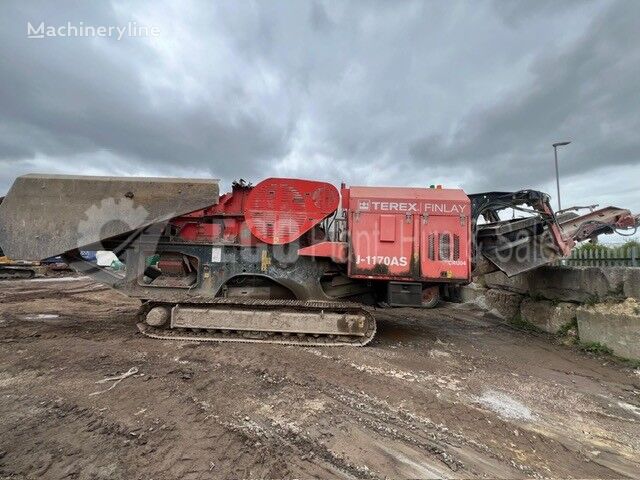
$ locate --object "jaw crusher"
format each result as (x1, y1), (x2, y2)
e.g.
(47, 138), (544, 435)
(0, 174), (637, 346)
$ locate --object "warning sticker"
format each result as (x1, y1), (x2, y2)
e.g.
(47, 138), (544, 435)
(211, 247), (222, 263)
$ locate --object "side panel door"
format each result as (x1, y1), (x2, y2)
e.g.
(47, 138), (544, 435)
(349, 212), (415, 278)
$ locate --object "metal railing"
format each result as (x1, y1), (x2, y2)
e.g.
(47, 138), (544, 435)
(557, 246), (639, 267)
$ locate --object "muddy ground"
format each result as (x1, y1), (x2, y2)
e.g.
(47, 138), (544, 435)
(1, 276), (639, 479)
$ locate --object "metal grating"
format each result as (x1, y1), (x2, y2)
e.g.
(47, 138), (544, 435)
(428, 233), (435, 260)
(453, 234), (460, 261)
(439, 233), (451, 260)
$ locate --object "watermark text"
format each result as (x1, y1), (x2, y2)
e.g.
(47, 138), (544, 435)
(27, 21), (160, 40)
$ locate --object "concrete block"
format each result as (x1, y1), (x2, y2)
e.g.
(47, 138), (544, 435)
(482, 266), (628, 303)
(623, 268), (640, 301)
(485, 289), (523, 320)
(528, 266), (626, 303)
(459, 283), (488, 304)
(576, 299), (640, 360)
(484, 271), (529, 294)
(520, 298), (577, 333)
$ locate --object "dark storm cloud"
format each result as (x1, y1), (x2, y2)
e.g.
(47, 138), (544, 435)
(0, 0), (638, 217)
(409, 0), (640, 192)
(492, 0), (598, 27)
(0, 1), (288, 190)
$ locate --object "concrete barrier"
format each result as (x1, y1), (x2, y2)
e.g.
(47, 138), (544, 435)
(485, 289), (523, 320)
(464, 266), (640, 360)
(484, 266), (637, 303)
(520, 298), (576, 333)
(576, 299), (640, 360)
(484, 270), (529, 294)
(459, 283), (488, 305)
(624, 269), (640, 301)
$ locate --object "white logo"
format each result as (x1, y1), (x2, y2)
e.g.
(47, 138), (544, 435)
(371, 201), (417, 212)
(358, 200), (370, 211)
(423, 203), (467, 214)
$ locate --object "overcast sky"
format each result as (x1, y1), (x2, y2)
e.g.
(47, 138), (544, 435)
(1, 0), (639, 226)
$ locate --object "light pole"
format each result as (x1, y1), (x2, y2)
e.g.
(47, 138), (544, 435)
(552, 141), (571, 211)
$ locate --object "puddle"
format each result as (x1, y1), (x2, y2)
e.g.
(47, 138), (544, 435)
(19, 313), (61, 321)
(476, 390), (534, 421)
(618, 401), (640, 417)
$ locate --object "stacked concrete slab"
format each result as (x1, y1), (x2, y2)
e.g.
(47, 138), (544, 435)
(460, 266), (640, 360)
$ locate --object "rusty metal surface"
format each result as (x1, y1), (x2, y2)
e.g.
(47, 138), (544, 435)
(558, 206), (638, 242)
(0, 174), (219, 260)
(471, 190), (570, 277)
(474, 204), (639, 277)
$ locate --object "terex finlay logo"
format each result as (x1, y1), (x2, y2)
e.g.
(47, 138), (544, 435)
(358, 200), (371, 211)
(355, 199), (468, 214)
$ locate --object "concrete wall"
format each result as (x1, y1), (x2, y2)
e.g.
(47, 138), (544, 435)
(520, 298), (577, 333)
(460, 266), (640, 360)
(484, 266), (635, 302)
(577, 300), (640, 359)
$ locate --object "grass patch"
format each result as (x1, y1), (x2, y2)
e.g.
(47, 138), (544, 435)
(508, 315), (543, 333)
(556, 318), (577, 337)
(578, 341), (640, 368)
(579, 341), (613, 355)
(621, 358), (640, 369)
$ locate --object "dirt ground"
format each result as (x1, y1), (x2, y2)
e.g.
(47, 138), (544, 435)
(1, 276), (639, 479)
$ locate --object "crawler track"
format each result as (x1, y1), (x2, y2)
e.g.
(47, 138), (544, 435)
(137, 297), (376, 347)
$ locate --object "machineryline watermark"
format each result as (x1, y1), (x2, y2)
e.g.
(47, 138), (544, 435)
(27, 21), (160, 40)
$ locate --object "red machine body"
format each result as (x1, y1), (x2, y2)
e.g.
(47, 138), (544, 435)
(344, 186), (471, 282)
(169, 177), (471, 287)
(244, 178), (339, 245)
(170, 178), (340, 246)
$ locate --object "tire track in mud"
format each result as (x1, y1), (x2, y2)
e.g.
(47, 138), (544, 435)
(0, 395), (140, 478)
(176, 345), (598, 478)
(0, 279), (111, 304)
(159, 355), (460, 478)
(316, 386), (525, 477)
(0, 386), (297, 479)
(283, 345), (625, 479)
(221, 416), (381, 479)
(3, 278), (639, 479)
(192, 351), (534, 478)
(154, 362), (374, 479)
(416, 309), (640, 478)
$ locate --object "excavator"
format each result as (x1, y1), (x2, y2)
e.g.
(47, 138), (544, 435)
(0, 250), (38, 280)
(0, 174), (637, 346)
